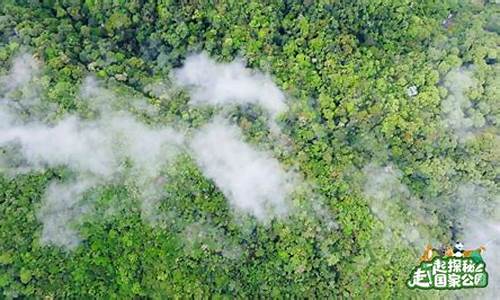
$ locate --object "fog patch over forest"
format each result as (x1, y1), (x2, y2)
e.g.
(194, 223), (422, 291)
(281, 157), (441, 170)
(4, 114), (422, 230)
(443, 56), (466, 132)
(362, 163), (435, 249)
(0, 55), (185, 249)
(0, 1), (498, 297)
(176, 53), (298, 221)
(37, 178), (95, 249)
(173, 52), (287, 118)
(0, 52), (39, 92)
(182, 220), (243, 260)
(189, 118), (296, 221)
(0, 52), (300, 249)
(441, 67), (487, 141)
(452, 183), (500, 297)
(439, 65), (500, 296)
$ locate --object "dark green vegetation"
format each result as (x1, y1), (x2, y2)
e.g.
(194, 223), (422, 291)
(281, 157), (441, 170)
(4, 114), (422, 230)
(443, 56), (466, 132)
(0, 0), (498, 298)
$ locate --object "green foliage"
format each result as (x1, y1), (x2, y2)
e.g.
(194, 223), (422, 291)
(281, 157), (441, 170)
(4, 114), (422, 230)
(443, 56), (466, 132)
(0, 0), (498, 298)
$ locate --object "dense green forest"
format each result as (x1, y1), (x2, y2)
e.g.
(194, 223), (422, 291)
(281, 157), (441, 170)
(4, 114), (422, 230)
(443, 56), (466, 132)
(0, 0), (498, 298)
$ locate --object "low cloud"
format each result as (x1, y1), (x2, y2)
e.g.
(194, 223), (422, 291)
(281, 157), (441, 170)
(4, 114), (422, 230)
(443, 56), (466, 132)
(451, 183), (500, 298)
(0, 52), (53, 121)
(0, 52), (39, 91)
(37, 178), (95, 250)
(189, 118), (296, 220)
(182, 220), (243, 260)
(362, 163), (435, 248)
(0, 56), (184, 249)
(1, 52), (299, 250)
(176, 53), (297, 220)
(463, 221), (500, 299)
(441, 67), (486, 141)
(1, 105), (184, 247)
(173, 52), (287, 118)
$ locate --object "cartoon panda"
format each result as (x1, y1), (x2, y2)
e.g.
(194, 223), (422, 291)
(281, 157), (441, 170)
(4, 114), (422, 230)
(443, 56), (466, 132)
(453, 241), (464, 257)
